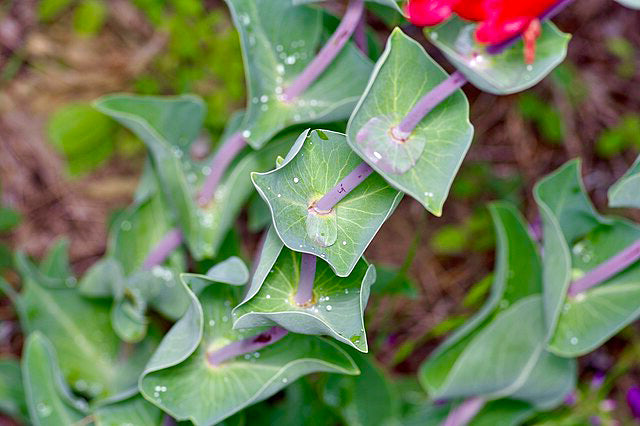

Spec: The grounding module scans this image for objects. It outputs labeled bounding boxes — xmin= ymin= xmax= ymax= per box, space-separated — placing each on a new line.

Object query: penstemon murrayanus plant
xmin=2 ymin=0 xmax=640 ymax=425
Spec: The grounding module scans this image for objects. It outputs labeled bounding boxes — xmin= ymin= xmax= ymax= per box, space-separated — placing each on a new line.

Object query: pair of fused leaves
xmin=225 ymin=0 xmax=373 ymax=149
xmin=535 ymin=159 xmax=640 ymax=356
xmin=232 ymin=227 xmax=375 ymax=352
xmin=252 ymin=129 xmax=402 ymax=277
xmin=14 ymin=245 xmax=158 ymax=402
xmin=425 ymin=17 xmax=570 ymax=95
xmin=419 ymin=203 xmax=575 ymax=407
xmin=139 ymin=270 xmax=359 ymax=426
xmin=95 ymin=95 xmax=294 ymax=261
xmin=21 ymin=332 xmax=162 ymax=426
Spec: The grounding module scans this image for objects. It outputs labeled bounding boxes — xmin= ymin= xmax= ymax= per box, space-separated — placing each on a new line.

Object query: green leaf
xmin=403 ymin=399 xmax=535 ymax=426
xmin=232 ymin=230 xmax=375 ymax=352
xmin=425 ymin=19 xmax=570 ymax=95
xmin=96 ymin=96 xmax=294 ymax=259
xmin=608 ymin=155 xmax=640 ymax=209
xmin=139 ymin=275 xmax=359 ymax=425
xmin=419 ymin=203 xmax=549 ymax=400
xmin=0 ymin=206 xmax=21 ymax=232
xmin=225 ymin=0 xmax=373 ymax=148
xmin=21 ymin=333 xmax=88 ymax=425
xmin=18 ymin=265 xmax=158 ymax=400
xmin=205 ymin=256 xmax=250 ymax=286
xmin=346 ymin=28 xmax=473 ymax=215
xmin=322 ymin=349 xmax=401 ymax=426
xmin=292 ymin=0 xmax=403 ymax=14
xmin=78 ymin=258 xmax=124 ymax=299
xmin=47 ymin=103 xmax=116 ymax=175
xmin=252 ymin=129 xmax=401 ymax=277
xmin=93 ymin=394 xmax=163 ymax=426
xmin=38 ymin=0 xmax=74 ymax=21
xmin=0 ymin=358 xmax=28 ymax=423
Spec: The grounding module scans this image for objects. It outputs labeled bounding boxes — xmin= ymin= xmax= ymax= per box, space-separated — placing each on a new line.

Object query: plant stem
xmin=142 ymin=228 xmax=184 ymax=270
xmin=568 ymin=239 xmax=640 ymax=297
xmin=207 ymin=326 xmax=289 ymax=365
xmin=198 ymin=131 xmax=247 ymax=206
xmin=294 ymin=253 xmax=317 ymax=305
xmin=486 ymin=0 xmax=574 ymax=55
xmin=315 ymin=161 xmax=374 ymax=212
xmin=282 ymin=0 xmax=365 ymax=101
xmin=354 ymin=13 xmax=368 ymax=54
xmin=441 ymin=397 xmax=486 ymax=426
xmin=162 ymin=415 xmax=177 ymax=426
xmin=396 ymin=71 xmax=467 ymax=135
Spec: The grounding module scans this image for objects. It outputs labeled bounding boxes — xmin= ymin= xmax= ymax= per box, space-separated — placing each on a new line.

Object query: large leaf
xmin=139 ymin=275 xmax=359 ymax=425
xmin=93 ymin=394 xmax=163 ymax=426
xmin=17 ymin=261 xmax=158 ymax=400
xmin=21 ymin=333 xmax=88 ymax=425
xmin=608 ymin=154 xmax=640 ymax=208
xmin=425 ymin=18 xmax=570 ymax=95
xmin=96 ymin=96 xmax=295 ymax=260
xmin=253 ymin=129 xmax=401 ymax=277
xmin=233 ymin=230 xmax=375 ymax=352
xmin=346 ymin=28 xmax=473 ymax=215
xmin=0 ymin=358 xmax=28 ymax=423
xmin=419 ymin=203 xmax=550 ymax=400
xmin=225 ymin=0 xmax=373 ymax=149
xmin=534 ymin=160 xmax=640 ymax=356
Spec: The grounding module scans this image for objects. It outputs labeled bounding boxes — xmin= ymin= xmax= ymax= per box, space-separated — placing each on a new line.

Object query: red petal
xmin=407 ymin=0 xmax=456 ymax=26
xmin=474 ymin=16 xmax=530 ymax=44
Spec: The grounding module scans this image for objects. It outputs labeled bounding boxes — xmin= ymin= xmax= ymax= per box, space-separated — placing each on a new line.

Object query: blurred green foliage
xmin=596 ymin=114 xmax=640 ymax=158
xmin=518 ymin=92 xmax=565 ymax=145
xmin=606 ymin=36 xmax=637 ymax=79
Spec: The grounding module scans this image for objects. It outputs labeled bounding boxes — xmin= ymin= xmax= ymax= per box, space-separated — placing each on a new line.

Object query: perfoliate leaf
xmin=93 ymin=394 xmax=163 ymax=426
xmin=608 ymin=154 xmax=640 ymax=208
xmin=21 ymin=333 xmax=88 ymax=425
xmin=139 ymin=275 xmax=359 ymax=425
xmin=419 ymin=203 xmax=574 ymax=405
xmin=425 ymin=18 xmax=570 ymax=95
xmin=225 ymin=0 xmax=373 ymax=148
xmin=233 ymin=229 xmax=375 ymax=352
xmin=536 ymin=161 xmax=640 ymax=356
xmin=252 ymin=129 xmax=401 ymax=277
xmin=346 ymin=28 xmax=473 ymax=215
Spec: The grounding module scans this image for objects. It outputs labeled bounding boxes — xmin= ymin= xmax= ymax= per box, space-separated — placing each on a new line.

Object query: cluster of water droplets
xmin=153 ymin=384 xmax=168 ymax=401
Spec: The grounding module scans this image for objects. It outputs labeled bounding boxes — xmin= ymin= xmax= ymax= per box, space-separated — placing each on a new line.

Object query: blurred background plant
xmin=1 ymin=0 xmax=639 ymax=424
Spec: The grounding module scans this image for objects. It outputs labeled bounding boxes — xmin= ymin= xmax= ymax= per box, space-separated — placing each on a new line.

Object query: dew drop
xmin=285 ymin=55 xmax=296 ymax=65
xmin=222 ymin=315 xmax=229 ymax=322
xmin=202 ymin=166 xmax=211 ymax=176
xmin=121 ymin=221 xmax=132 ymax=231
xmin=326 ymin=305 xmax=333 ymax=311
xmin=293 ymin=177 xmax=299 ymax=183
xmin=570 ymin=337 xmax=578 ymax=345
xmin=209 ymin=320 xmax=215 ymax=326
xmin=526 ymin=64 xmax=533 ymax=71
xmin=344 ymin=289 xmax=349 ymax=294
xmin=277 ymin=194 xmax=281 ymax=198
xmin=276 ymin=44 xmax=284 ymax=52
xmin=260 ymin=95 xmax=269 ymax=103
xmin=373 ymin=151 xmax=382 ymax=160
xmin=276 ymin=64 xmax=285 ymax=74
xmin=282 ymin=378 xmax=288 ymax=383
xmin=342 ymin=241 xmax=347 ymax=245
xmin=266 ymin=294 xmax=271 ymax=299
xmin=242 ymin=130 xmax=252 ymax=138
xmin=37 ymin=402 xmax=52 ymax=417
xmin=431 ymin=32 xmax=438 ymax=40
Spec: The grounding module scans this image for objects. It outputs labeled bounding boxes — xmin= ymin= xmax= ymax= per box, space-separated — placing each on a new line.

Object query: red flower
xmin=407 ymin=0 xmax=558 ymax=63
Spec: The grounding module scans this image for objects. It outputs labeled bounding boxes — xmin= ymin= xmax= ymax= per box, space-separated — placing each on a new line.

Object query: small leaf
xmin=140 ymin=275 xmax=359 ymax=425
xmin=425 ymin=18 xmax=570 ymax=95
xmin=233 ymin=230 xmax=376 ymax=352
xmin=252 ymin=130 xmax=401 ymax=277
xmin=608 ymin=154 xmax=640 ymax=209
xmin=206 ymin=256 xmax=250 ymax=286
xmin=346 ymin=29 xmax=473 ymax=215
xmin=21 ymin=333 xmax=88 ymax=425
xmin=225 ymin=0 xmax=373 ymax=148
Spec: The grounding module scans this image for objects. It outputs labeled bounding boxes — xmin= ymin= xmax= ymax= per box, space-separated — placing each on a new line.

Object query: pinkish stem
xmin=441 ymin=398 xmax=486 ymax=426
xmin=315 ymin=161 xmax=374 ymax=212
xmin=207 ymin=326 xmax=288 ymax=365
xmin=282 ymin=0 xmax=365 ymax=101
xmin=142 ymin=228 xmax=184 ymax=271
xmin=294 ymin=253 xmax=317 ymax=305
xmin=354 ymin=13 xmax=368 ymax=54
xmin=198 ymin=131 xmax=247 ymax=206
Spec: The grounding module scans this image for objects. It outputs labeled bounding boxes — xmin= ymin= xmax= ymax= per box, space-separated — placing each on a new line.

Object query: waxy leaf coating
xmin=425 ymin=18 xmax=570 ymax=95
xmin=347 ymin=28 xmax=473 ymax=215
xmin=226 ymin=0 xmax=373 ymax=149
xmin=252 ymin=130 xmax=402 ymax=277
xmin=139 ymin=275 xmax=359 ymax=425
xmin=233 ymin=228 xmax=375 ymax=352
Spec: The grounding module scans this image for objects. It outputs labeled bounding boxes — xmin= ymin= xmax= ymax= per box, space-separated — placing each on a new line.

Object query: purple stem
xmin=207 ymin=326 xmax=289 ymax=365
xmin=198 ymin=131 xmax=247 ymax=206
xmin=315 ymin=161 xmax=374 ymax=212
xmin=396 ymin=71 xmax=467 ymax=135
xmin=441 ymin=397 xmax=486 ymax=426
xmin=486 ymin=0 xmax=574 ymax=55
xmin=294 ymin=253 xmax=317 ymax=305
xmin=162 ymin=415 xmax=177 ymax=426
xmin=568 ymin=239 xmax=640 ymax=297
xmin=142 ymin=228 xmax=184 ymax=270
xmin=282 ymin=0 xmax=365 ymax=101
xmin=354 ymin=13 xmax=368 ymax=54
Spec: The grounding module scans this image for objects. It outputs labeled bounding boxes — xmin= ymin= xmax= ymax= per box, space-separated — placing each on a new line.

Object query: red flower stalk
xmin=407 ymin=0 xmax=559 ymax=63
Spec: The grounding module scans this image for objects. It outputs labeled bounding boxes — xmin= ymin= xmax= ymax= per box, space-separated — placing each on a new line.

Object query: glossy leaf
xmin=608 ymin=155 xmax=640 ymax=208
xmin=225 ymin=0 xmax=373 ymax=148
xmin=93 ymin=394 xmax=163 ymax=426
xmin=346 ymin=29 xmax=473 ymax=215
xmin=21 ymin=333 xmax=88 ymax=425
xmin=533 ymin=160 xmax=640 ymax=356
xmin=425 ymin=18 xmax=570 ymax=95
xmin=252 ymin=129 xmax=401 ymax=277
xmin=233 ymin=231 xmax=375 ymax=352
xmin=139 ymin=275 xmax=359 ymax=425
